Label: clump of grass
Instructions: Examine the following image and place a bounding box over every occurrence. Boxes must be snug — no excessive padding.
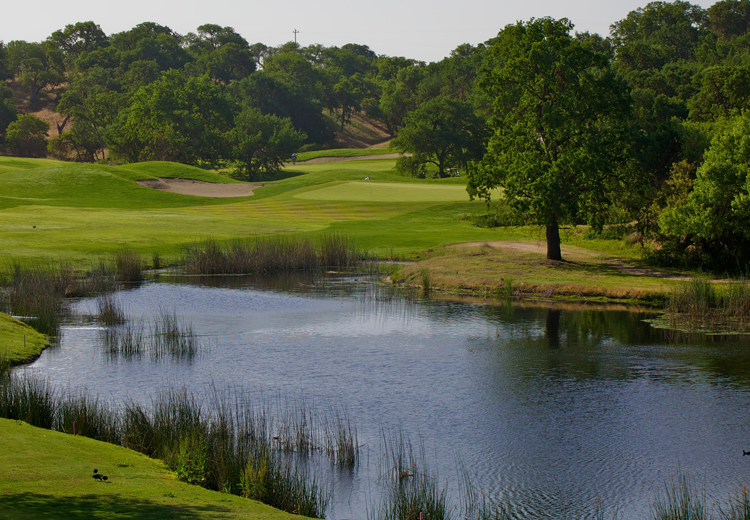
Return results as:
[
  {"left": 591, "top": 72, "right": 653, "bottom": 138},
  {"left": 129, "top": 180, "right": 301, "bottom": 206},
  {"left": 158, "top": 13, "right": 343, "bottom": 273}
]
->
[
  {"left": 5, "top": 263, "right": 66, "bottom": 336},
  {"left": 96, "top": 294, "right": 125, "bottom": 325},
  {"left": 114, "top": 249, "right": 143, "bottom": 282},
  {"left": 651, "top": 471, "right": 709, "bottom": 520},
  {"left": 0, "top": 370, "right": 56, "bottom": 429},
  {"left": 102, "top": 309, "right": 203, "bottom": 362},
  {"left": 320, "top": 233, "right": 361, "bottom": 269},
  {"left": 55, "top": 390, "right": 120, "bottom": 443},
  {"left": 102, "top": 322, "right": 147, "bottom": 359},
  {"left": 719, "top": 487, "right": 750, "bottom": 520},
  {"left": 419, "top": 268, "right": 432, "bottom": 295},
  {"left": 323, "top": 407, "right": 359, "bottom": 467},
  {"left": 152, "top": 308, "right": 199, "bottom": 361},
  {"left": 666, "top": 277, "right": 750, "bottom": 333},
  {"left": 182, "top": 234, "right": 363, "bottom": 275},
  {"left": 371, "top": 429, "right": 450, "bottom": 520},
  {"left": 183, "top": 236, "right": 318, "bottom": 275}
]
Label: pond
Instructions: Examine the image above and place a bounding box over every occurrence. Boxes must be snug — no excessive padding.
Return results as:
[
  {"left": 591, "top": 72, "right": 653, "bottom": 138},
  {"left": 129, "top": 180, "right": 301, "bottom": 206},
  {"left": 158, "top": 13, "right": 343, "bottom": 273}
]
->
[{"left": 21, "top": 273, "right": 750, "bottom": 519}]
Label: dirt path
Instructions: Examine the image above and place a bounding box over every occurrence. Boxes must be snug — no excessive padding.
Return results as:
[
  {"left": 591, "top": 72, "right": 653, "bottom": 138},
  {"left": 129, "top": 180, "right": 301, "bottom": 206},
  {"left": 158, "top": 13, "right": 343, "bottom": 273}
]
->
[
  {"left": 136, "top": 178, "right": 269, "bottom": 198},
  {"left": 452, "top": 240, "right": 695, "bottom": 281}
]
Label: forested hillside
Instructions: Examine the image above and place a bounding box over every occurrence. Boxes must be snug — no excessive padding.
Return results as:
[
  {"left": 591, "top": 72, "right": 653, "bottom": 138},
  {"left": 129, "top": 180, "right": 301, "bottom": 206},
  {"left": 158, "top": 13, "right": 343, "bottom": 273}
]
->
[{"left": 2, "top": 0, "right": 750, "bottom": 270}]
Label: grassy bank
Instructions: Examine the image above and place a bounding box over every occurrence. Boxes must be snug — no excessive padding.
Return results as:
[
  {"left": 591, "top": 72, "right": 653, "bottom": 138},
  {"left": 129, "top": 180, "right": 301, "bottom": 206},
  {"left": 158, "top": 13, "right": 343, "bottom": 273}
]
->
[
  {"left": 392, "top": 241, "right": 682, "bottom": 304},
  {"left": 0, "top": 419, "right": 309, "bottom": 520},
  {"left": 0, "top": 313, "right": 49, "bottom": 364}
]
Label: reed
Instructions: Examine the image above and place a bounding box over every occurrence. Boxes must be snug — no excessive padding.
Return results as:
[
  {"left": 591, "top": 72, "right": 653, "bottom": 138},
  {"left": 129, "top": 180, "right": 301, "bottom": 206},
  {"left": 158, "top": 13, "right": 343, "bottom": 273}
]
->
[
  {"left": 182, "top": 234, "right": 363, "bottom": 275},
  {"left": 96, "top": 294, "right": 125, "bottom": 325},
  {"left": 419, "top": 268, "right": 432, "bottom": 295},
  {"left": 55, "top": 390, "right": 120, "bottom": 443},
  {"left": 719, "top": 487, "right": 750, "bottom": 520},
  {"left": 323, "top": 406, "right": 359, "bottom": 467},
  {"left": 5, "top": 263, "right": 66, "bottom": 336},
  {"left": 152, "top": 308, "right": 199, "bottom": 361},
  {"left": 102, "top": 322, "right": 147, "bottom": 359},
  {"left": 320, "top": 233, "right": 360, "bottom": 269},
  {"left": 651, "top": 471, "right": 709, "bottom": 520},
  {"left": 152, "top": 251, "right": 162, "bottom": 270},
  {"left": 0, "top": 370, "right": 56, "bottom": 429},
  {"left": 114, "top": 249, "right": 143, "bottom": 282},
  {"left": 371, "top": 429, "right": 451, "bottom": 520},
  {"left": 667, "top": 277, "right": 750, "bottom": 333}
]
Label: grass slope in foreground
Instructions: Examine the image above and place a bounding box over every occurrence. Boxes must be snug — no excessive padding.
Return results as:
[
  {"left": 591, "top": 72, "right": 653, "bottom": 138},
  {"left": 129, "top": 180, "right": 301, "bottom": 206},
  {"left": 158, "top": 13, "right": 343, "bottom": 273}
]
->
[
  {"left": 0, "top": 419, "right": 307, "bottom": 520},
  {"left": 0, "top": 313, "right": 48, "bottom": 364}
]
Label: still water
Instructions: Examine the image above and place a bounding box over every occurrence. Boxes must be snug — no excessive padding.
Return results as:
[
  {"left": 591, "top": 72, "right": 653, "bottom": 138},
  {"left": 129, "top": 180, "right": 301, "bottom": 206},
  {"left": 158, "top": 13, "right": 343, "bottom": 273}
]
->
[{"left": 23, "top": 274, "right": 750, "bottom": 519}]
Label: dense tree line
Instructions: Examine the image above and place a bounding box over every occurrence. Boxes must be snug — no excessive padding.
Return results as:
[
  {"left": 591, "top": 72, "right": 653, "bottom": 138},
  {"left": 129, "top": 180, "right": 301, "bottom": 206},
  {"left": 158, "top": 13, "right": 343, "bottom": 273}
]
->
[{"left": 2, "top": 1, "right": 750, "bottom": 270}]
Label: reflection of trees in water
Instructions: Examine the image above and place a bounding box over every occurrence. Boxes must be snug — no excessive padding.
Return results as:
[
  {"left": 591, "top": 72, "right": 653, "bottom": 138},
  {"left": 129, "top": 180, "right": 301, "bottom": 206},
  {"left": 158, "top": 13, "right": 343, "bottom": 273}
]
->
[{"left": 472, "top": 303, "right": 750, "bottom": 386}]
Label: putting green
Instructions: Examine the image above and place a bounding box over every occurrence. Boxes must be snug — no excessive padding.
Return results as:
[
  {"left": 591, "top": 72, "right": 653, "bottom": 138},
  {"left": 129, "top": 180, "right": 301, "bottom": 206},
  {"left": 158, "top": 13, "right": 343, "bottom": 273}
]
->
[{"left": 293, "top": 181, "right": 470, "bottom": 202}]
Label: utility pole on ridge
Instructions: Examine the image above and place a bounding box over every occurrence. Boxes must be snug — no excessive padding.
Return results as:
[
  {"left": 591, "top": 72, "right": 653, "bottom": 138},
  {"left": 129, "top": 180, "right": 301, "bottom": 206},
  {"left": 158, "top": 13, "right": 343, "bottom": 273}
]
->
[{"left": 293, "top": 29, "right": 300, "bottom": 43}]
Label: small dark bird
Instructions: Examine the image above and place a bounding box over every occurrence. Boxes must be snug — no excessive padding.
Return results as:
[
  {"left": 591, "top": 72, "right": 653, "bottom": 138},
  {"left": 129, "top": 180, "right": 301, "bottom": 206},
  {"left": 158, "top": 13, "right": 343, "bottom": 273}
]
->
[
  {"left": 744, "top": 450, "right": 749, "bottom": 456},
  {"left": 93, "top": 469, "right": 98, "bottom": 474},
  {"left": 93, "top": 474, "right": 102, "bottom": 480},
  {"left": 102, "top": 476, "right": 108, "bottom": 481}
]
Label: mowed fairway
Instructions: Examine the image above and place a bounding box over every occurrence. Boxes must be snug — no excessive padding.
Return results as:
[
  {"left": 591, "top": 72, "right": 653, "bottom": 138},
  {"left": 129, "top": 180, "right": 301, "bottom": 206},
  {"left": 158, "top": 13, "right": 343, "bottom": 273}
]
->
[
  {"left": 0, "top": 156, "right": 507, "bottom": 264},
  {"left": 294, "top": 181, "right": 469, "bottom": 202}
]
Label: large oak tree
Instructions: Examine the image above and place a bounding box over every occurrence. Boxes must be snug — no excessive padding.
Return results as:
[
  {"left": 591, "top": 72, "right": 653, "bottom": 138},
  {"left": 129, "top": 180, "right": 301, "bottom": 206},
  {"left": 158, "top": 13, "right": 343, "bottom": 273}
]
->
[{"left": 467, "top": 17, "right": 633, "bottom": 260}]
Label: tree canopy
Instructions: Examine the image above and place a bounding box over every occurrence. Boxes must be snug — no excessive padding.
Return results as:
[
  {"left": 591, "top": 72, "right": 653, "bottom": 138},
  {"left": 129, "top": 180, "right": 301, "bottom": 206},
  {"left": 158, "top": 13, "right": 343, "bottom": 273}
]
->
[{"left": 467, "top": 17, "right": 632, "bottom": 260}]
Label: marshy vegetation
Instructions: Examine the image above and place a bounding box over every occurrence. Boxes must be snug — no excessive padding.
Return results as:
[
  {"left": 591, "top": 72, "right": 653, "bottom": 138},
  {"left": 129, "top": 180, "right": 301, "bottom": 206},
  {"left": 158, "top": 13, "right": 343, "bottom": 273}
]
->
[
  {"left": 182, "top": 234, "right": 364, "bottom": 275},
  {"left": 101, "top": 308, "right": 204, "bottom": 361},
  {"left": 0, "top": 254, "right": 145, "bottom": 336},
  {"left": 661, "top": 277, "right": 750, "bottom": 334},
  {"left": 0, "top": 369, "right": 361, "bottom": 517}
]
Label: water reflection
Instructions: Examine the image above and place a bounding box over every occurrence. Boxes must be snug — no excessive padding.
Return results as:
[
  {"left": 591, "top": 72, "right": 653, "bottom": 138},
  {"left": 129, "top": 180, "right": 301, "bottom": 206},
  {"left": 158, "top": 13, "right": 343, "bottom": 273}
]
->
[{"left": 26, "top": 274, "right": 750, "bottom": 519}]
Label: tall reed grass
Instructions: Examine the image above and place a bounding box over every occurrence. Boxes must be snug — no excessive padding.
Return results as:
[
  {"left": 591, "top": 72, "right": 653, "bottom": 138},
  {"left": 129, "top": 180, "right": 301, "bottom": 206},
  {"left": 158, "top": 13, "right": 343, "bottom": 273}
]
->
[
  {"left": 651, "top": 471, "right": 709, "bottom": 520},
  {"left": 371, "top": 429, "right": 451, "bottom": 520},
  {"left": 96, "top": 294, "right": 125, "bottom": 325},
  {"left": 2, "top": 261, "right": 117, "bottom": 336},
  {"left": 114, "top": 249, "right": 143, "bottom": 282},
  {"left": 0, "top": 373, "right": 334, "bottom": 517},
  {"left": 667, "top": 277, "right": 750, "bottom": 333},
  {"left": 182, "top": 234, "right": 364, "bottom": 275}
]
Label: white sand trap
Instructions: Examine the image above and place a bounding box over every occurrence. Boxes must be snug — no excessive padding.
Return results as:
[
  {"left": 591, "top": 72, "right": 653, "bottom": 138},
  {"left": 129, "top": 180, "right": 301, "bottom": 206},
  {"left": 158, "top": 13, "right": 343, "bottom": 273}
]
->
[{"left": 136, "top": 178, "right": 269, "bottom": 198}]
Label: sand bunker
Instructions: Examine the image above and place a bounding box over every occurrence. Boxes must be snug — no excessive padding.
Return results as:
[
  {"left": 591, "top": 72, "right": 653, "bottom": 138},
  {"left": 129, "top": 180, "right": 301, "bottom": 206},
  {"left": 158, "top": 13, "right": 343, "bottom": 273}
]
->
[{"left": 136, "top": 178, "right": 268, "bottom": 198}]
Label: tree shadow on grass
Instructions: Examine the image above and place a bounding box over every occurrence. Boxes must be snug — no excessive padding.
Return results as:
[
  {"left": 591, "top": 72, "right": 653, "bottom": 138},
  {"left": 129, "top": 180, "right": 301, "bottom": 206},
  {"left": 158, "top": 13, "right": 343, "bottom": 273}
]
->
[{"left": 0, "top": 492, "right": 238, "bottom": 519}]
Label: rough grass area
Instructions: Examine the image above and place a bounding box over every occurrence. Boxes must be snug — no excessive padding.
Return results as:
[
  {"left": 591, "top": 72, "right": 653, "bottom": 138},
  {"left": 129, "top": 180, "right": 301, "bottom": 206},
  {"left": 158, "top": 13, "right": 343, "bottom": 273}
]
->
[
  {"left": 0, "top": 313, "right": 49, "bottom": 364},
  {"left": 0, "top": 419, "right": 308, "bottom": 520},
  {"left": 392, "top": 242, "right": 685, "bottom": 303}
]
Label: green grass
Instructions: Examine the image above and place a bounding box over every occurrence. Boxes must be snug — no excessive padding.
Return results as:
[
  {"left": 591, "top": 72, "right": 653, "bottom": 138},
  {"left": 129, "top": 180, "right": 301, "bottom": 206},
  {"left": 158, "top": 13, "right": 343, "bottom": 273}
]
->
[
  {"left": 293, "top": 181, "right": 470, "bottom": 202},
  {"left": 0, "top": 313, "right": 49, "bottom": 364},
  {"left": 0, "top": 418, "right": 309, "bottom": 520},
  {"left": 0, "top": 155, "right": 703, "bottom": 302},
  {"left": 296, "top": 148, "right": 394, "bottom": 161}
]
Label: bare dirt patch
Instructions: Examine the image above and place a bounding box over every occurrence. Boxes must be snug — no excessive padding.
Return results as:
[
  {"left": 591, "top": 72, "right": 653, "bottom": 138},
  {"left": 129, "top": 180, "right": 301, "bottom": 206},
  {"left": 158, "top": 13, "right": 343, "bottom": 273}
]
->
[{"left": 136, "top": 178, "right": 268, "bottom": 198}]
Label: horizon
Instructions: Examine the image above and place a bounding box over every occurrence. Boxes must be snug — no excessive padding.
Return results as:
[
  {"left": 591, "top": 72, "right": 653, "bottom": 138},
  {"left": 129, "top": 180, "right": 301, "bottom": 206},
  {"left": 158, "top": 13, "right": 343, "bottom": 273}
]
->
[{"left": 1, "top": 0, "right": 720, "bottom": 64}]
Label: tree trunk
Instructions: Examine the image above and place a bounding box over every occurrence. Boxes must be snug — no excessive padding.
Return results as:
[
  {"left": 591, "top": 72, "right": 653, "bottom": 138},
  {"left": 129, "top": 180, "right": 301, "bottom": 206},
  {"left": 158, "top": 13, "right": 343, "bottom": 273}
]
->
[{"left": 546, "top": 217, "right": 562, "bottom": 261}]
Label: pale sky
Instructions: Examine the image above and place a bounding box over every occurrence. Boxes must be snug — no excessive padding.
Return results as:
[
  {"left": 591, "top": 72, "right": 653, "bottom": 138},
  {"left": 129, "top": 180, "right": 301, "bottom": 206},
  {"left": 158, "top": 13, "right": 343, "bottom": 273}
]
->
[{"left": 1, "top": 0, "right": 720, "bottom": 63}]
